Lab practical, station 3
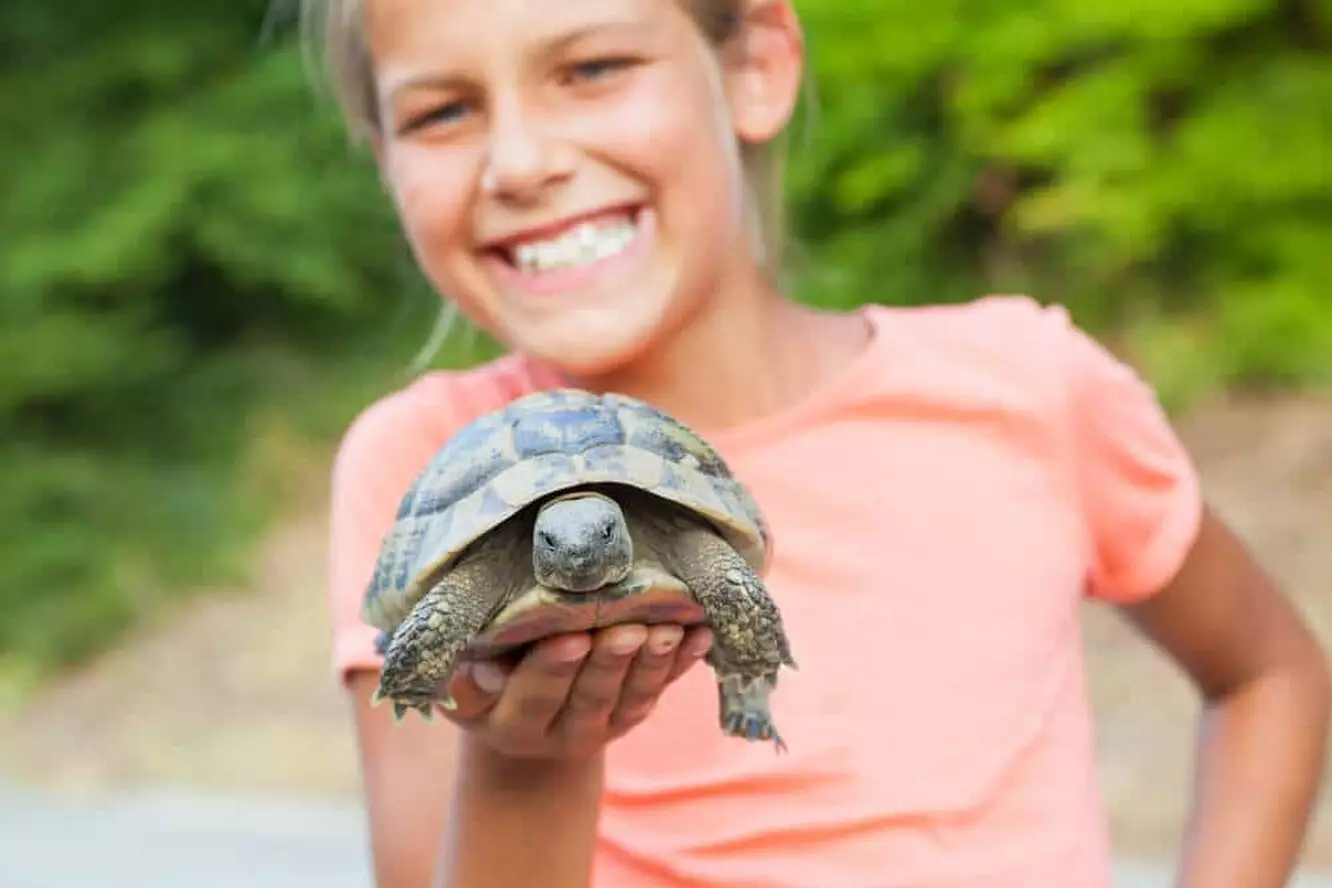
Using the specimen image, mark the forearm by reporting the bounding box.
[436,738,604,888]
[1176,656,1331,888]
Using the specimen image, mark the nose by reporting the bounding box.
[481,100,571,204]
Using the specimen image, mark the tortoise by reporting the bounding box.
[362,387,797,751]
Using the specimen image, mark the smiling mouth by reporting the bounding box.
[489,206,642,277]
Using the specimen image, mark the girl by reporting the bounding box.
[313,1,1331,886]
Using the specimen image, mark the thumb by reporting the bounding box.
[470,660,508,694]
[439,659,506,720]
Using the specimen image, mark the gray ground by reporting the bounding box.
[1,783,1329,888]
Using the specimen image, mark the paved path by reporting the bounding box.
[2,783,1330,887]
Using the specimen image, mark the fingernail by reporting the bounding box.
[649,627,683,654]
[472,661,506,694]
[609,627,647,655]
[554,636,592,662]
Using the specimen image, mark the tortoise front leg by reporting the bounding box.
[661,525,797,752]
[374,556,512,724]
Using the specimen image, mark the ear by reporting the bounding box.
[725,0,805,146]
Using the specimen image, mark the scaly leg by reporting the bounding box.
[374,553,514,724]
[658,522,797,752]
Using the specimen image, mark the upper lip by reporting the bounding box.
[479,202,640,252]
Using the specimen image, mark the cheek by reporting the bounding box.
[384,146,476,250]
[382,146,503,328]
[572,70,740,205]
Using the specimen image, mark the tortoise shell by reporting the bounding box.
[361,388,770,631]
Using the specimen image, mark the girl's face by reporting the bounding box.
[364,0,800,377]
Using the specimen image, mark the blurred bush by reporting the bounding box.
[1,0,1328,682]
[789,0,1332,401]
[0,0,450,683]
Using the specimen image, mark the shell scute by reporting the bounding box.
[408,424,516,519]
[489,451,581,502]
[511,403,626,459]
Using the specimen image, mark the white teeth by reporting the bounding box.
[510,217,637,274]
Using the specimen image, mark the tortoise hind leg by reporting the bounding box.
[656,523,797,752]
[375,550,516,723]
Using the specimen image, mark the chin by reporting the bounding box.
[517,311,668,379]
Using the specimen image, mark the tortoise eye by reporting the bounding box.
[602,524,615,540]
[539,531,556,547]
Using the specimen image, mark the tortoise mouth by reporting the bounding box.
[561,569,620,593]
[535,556,635,593]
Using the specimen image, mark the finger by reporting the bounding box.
[436,660,506,725]
[559,625,648,748]
[664,626,714,684]
[486,633,591,748]
[609,624,684,732]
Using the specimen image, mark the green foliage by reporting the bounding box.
[0,2,437,683]
[789,0,1332,401]
[2,0,1328,683]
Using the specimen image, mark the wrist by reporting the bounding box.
[462,734,605,794]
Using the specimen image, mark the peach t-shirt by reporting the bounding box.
[327,295,1202,887]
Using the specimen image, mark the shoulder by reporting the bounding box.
[871,293,1088,367]
[857,294,1116,421]
[868,293,1161,408]
[866,292,1185,458]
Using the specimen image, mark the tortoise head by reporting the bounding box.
[533,490,633,593]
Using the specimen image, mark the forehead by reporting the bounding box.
[365,0,676,59]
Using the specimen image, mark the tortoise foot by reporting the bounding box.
[718,674,786,754]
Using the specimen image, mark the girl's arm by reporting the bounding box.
[1124,504,1331,888]
[350,669,464,888]
[438,741,605,888]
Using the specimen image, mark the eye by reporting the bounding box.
[539,530,557,548]
[400,99,473,135]
[563,56,636,86]
[601,524,616,540]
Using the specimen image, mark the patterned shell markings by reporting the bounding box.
[361,389,771,631]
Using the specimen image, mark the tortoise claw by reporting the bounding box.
[719,674,787,754]
[722,709,787,754]
[389,699,436,724]
[375,688,440,725]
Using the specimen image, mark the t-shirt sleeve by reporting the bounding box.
[326,384,458,684]
[1050,307,1204,604]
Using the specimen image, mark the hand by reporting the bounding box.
[438,623,713,760]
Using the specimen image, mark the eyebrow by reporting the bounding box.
[382,20,650,101]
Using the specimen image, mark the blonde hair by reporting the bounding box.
[298,0,801,370]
